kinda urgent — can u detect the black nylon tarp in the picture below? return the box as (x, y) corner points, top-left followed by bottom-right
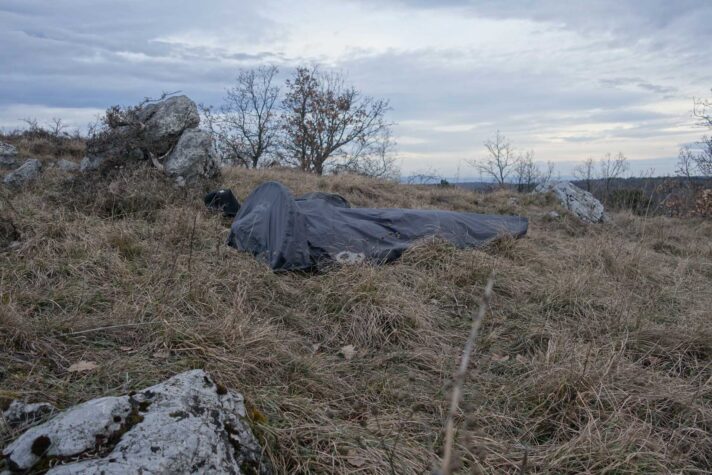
(228, 181), (528, 271)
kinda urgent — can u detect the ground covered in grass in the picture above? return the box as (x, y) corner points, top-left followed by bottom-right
(1, 162), (711, 473)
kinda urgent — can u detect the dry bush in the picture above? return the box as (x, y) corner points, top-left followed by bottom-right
(1, 167), (711, 473)
(696, 188), (712, 217)
(0, 129), (85, 162)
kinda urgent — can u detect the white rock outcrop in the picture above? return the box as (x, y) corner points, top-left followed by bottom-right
(0, 141), (17, 157)
(137, 95), (200, 155)
(164, 129), (219, 181)
(3, 159), (42, 187)
(2, 401), (56, 429)
(2, 370), (270, 474)
(536, 181), (607, 223)
(85, 95), (216, 183)
(79, 154), (106, 173)
(0, 142), (18, 168)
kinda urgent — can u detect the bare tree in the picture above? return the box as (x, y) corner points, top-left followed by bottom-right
(678, 90), (712, 178)
(20, 118), (41, 135)
(280, 66), (392, 175)
(699, 136), (712, 176)
(334, 129), (399, 179)
(48, 118), (69, 137)
(405, 167), (444, 185)
(573, 157), (595, 192)
(598, 152), (629, 201)
(694, 90), (712, 128)
(513, 151), (553, 192)
(676, 146), (698, 182)
(542, 161), (556, 184)
(683, 136), (712, 178)
(468, 130), (515, 185)
(203, 65), (280, 168)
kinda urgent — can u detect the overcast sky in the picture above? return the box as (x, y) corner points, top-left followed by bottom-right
(1, 0), (711, 177)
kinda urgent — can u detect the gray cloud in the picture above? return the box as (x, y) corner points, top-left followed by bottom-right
(0, 0), (710, 174)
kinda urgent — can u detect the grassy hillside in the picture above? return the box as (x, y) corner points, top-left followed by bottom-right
(2, 161), (712, 473)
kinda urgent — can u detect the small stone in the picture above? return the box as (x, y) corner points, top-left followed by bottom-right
(3, 159), (41, 187)
(0, 141), (18, 159)
(334, 251), (365, 265)
(545, 210), (560, 219)
(56, 159), (80, 172)
(0, 154), (18, 169)
(79, 155), (106, 173)
(339, 345), (356, 361)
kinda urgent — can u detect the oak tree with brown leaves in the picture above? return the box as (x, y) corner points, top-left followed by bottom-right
(280, 67), (392, 175)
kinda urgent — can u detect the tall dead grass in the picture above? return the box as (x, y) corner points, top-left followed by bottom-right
(1, 165), (711, 473)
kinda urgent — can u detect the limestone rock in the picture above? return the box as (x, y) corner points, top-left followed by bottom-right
(0, 155), (17, 169)
(0, 141), (17, 158)
(138, 95), (200, 155)
(0, 142), (18, 169)
(56, 159), (80, 172)
(79, 155), (106, 173)
(2, 401), (56, 429)
(2, 370), (270, 474)
(3, 159), (41, 187)
(164, 129), (219, 181)
(536, 181), (606, 223)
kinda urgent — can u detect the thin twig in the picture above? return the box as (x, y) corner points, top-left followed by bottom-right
(439, 273), (495, 475)
(187, 212), (199, 275)
(59, 322), (155, 337)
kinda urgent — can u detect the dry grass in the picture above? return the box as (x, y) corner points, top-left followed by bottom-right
(1, 164), (711, 473)
(0, 131), (85, 163)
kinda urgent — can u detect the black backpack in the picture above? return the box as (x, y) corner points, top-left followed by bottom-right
(204, 189), (241, 218)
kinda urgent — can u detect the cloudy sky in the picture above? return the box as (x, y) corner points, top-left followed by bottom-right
(1, 0), (711, 177)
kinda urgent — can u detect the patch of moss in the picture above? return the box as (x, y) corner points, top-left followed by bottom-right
(247, 403), (267, 425)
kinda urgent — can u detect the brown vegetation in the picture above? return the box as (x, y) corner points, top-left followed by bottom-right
(0, 127), (85, 162)
(1, 164), (711, 473)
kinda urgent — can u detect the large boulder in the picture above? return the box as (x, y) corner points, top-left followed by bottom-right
(2, 370), (270, 474)
(84, 95), (216, 184)
(137, 95), (200, 155)
(164, 129), (219, 181)
(0, 141), (18, 168)
(536, 181), (606, 223)
(3, 159), (41, 187)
